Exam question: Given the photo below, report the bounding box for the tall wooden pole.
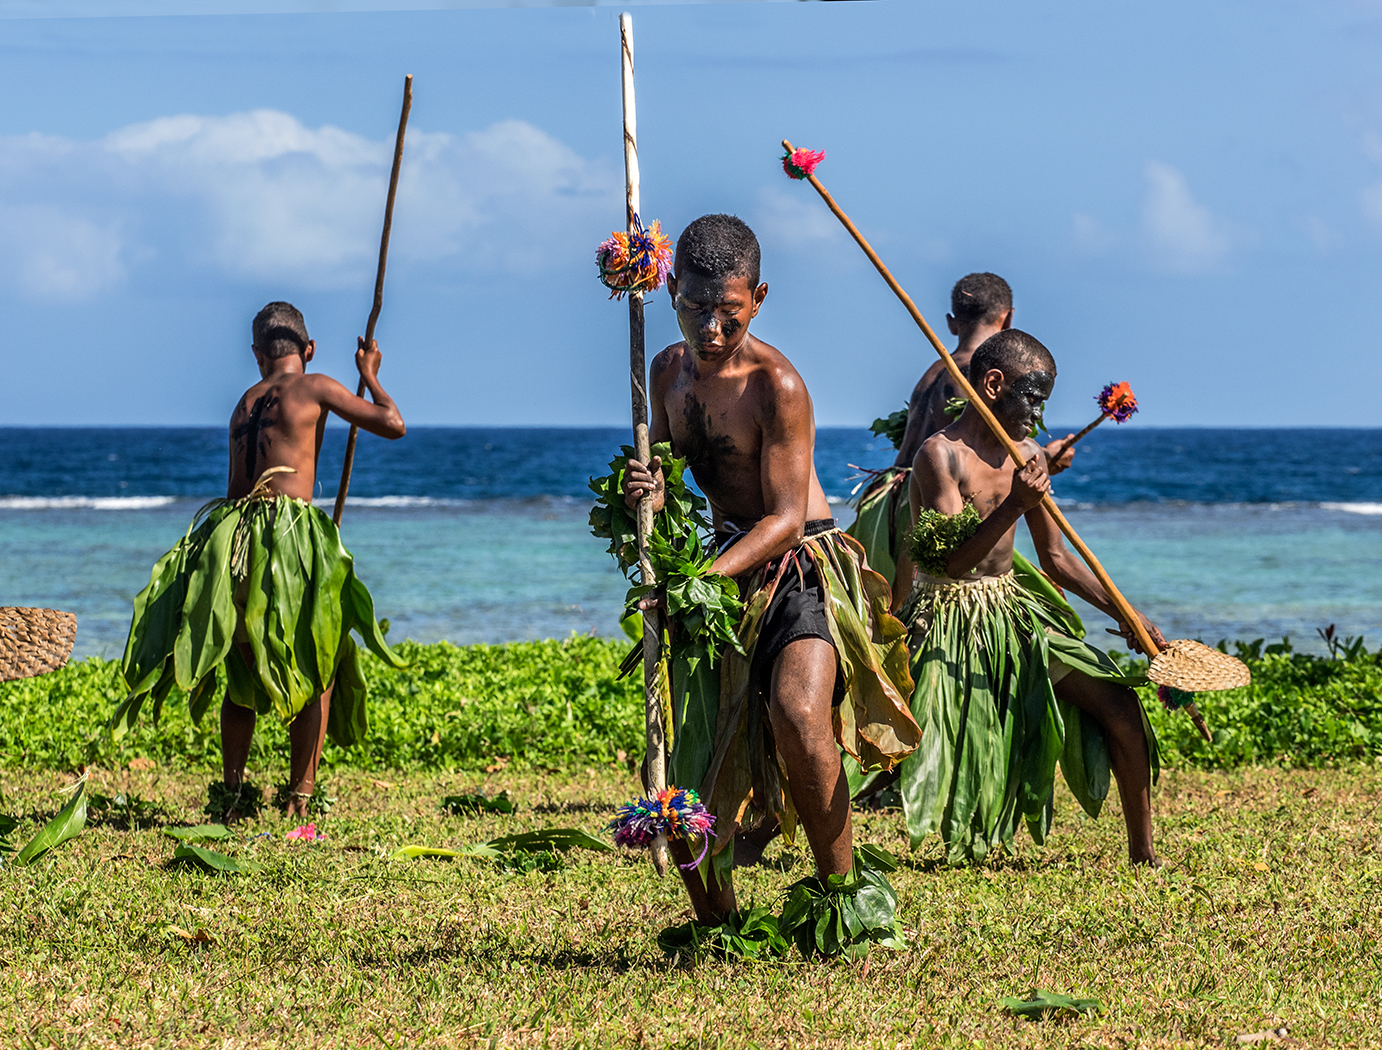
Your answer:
[783,139,1213,741]
[622,14,670,875]
[333,75,414,527]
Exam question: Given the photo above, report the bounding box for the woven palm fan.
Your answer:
[0,607,77,683]
[1149,639,1250,692]
[779,138,1251,743]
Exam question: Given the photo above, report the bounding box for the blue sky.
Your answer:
[2,1,1381,427]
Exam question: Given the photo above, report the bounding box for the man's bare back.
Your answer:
[227,337,404,503]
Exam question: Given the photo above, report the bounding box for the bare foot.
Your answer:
[733,816,782,867]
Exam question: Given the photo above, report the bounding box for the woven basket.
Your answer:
[0,607,77,683]
[1148,638,1251,693]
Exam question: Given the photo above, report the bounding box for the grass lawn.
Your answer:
[3,761,1380,1049]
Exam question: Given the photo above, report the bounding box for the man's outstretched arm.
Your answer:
[1025,503,1165,653]
[319,338,406,439]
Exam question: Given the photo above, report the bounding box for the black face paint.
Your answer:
[996,370,1054,434]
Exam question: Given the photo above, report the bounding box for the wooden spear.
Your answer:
[620,13,670,876]
[782,139,1216,741]
[333,74,414,527]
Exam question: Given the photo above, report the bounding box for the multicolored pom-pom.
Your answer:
[1097,381,1138,423]
[781,147,825,180]
[1157,685,1195,711]
[596,214,673,299]
[608,786,715,870]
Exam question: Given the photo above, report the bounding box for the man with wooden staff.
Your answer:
[897,327,1164,866]
[113,302,409,821]
[622,214,920,935]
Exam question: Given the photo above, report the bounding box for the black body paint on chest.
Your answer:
[231,392,280,480]
[680,395,737,490]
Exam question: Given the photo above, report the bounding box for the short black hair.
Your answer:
[674,214,761,288]
[252,302,309,360]
[968,329,1055,384]
[950,272,1012,327]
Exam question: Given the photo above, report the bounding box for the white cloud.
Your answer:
[0,205,125,299]
[1141,160,1236,273]
[753,185,845,247]
[0,110,618,297]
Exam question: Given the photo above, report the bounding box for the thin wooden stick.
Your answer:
[333,74,414,527]
[1050,413,1110,462]
[783,139,1212,741]
[622,13,670,876]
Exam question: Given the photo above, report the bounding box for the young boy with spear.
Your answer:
[114,76,415,822]
[114,304,408,820]
[778,141,1247,867]
[899,328,1162,865]
[620,215,920,943]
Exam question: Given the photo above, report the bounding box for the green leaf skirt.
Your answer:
[844,466,911,587]
[670,529,921,885]
[114,493,406,749]
[898,570,1158,865]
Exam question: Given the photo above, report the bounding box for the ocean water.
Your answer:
[2,426,1380,658]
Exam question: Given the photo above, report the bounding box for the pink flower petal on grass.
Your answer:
[286,823,324,842]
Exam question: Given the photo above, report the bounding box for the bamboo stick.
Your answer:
[1050,413,1109,462]
[333,75,414,527]
[622,14,670,875]
[782,139,1211,741]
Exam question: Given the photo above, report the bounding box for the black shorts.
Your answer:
[716,519,846,706]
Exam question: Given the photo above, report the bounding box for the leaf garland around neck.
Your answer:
[906,502,982,577]
[589,443,745,661]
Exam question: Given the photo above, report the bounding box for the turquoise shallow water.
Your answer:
[2,426,1380,658]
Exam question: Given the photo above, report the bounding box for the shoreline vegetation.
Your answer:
[1,635,1379,774]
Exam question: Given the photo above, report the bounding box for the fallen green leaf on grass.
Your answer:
[164,824,233,843]
[1001,989,1104,1020]
[441,789,515,815]
[16,778,87,866]
[0,814,18,855]
[390,845,469,861]
[391,827,613,865]
[488,828,612,854]
[170,844,262,874]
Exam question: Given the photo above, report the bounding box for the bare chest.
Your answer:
[665,381,760,500]
[957,457,1013,519]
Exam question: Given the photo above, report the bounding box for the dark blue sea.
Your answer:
[3,426,1380,657]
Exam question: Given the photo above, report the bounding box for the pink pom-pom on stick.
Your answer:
[782,147,825,180]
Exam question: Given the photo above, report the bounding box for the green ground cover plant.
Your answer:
[0,764,1378,1048]
[3,636,1381,775]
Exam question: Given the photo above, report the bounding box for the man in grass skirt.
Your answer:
[897,329,1163,866]
[622,216,920,944]
[114,302,408,821]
